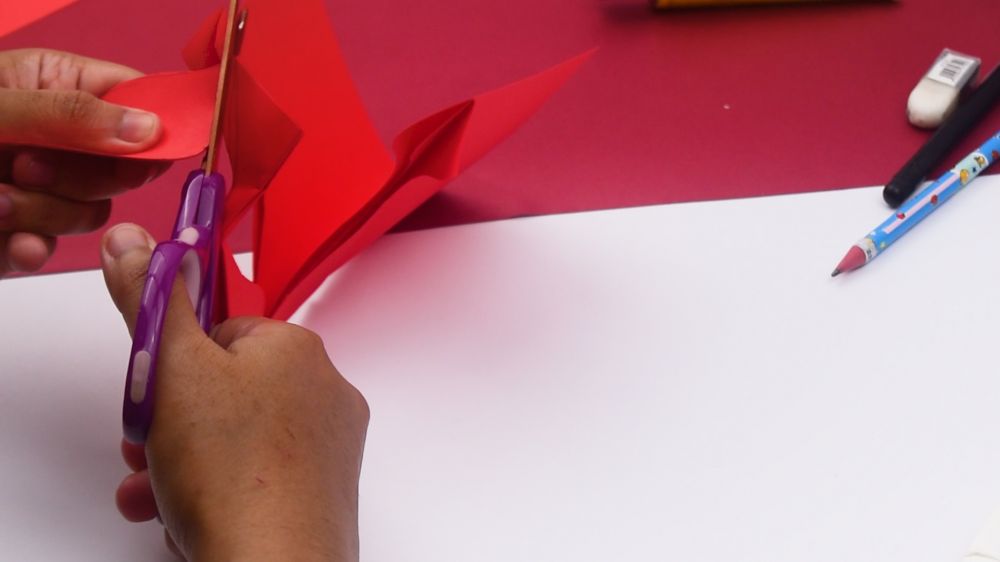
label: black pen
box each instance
[884,63,1000,208]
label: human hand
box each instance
[0,49,170,277]
[100,223,370,561]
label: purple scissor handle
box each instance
[121,1,246,445]
[122,170,225,444]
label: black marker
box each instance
[884,64,1000,208]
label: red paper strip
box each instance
[0,0,76,39]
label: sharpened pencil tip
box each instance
[831,269,841,278]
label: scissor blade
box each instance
[204,0,245,174]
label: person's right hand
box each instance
[100,223,370,562]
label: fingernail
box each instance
[105,224,154,260]
[17,153,56,187]
[118,110,159,144]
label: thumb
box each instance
[100,224,205,350]
[0,89,161,155]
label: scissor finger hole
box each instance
[179,249,202,310]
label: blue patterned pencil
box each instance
[832,131,1000,276]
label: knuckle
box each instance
[123,256,152,293]
[282,323,326,351]
[53,90,100,125]
[301,329,327,351]
[351,388,371,425]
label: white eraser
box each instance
[964,507,1000,561]
[907,49,980,129]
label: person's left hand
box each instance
[0,48,171,277]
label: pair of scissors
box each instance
[122,0,247,445]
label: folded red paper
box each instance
[9,0,1000,280]
[93,0,588,320]
[261,51,592,320]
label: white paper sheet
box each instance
[4,178,1000,561]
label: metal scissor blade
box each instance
[204,0,248,174]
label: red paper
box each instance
[219,243,264,319]
[10,0,1000,277]
[219,0,395,315]
[181,7,226,71]
[221,62,303,235]
[195,0,588,319]
[178,9,304,234]
[265,51,593,320]
[101,67,220,160]
[0,0,76,38]
[11,7,222,162]
[15,66,218,160]
[61,0,586,320]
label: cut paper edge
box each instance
[100,67,220,160]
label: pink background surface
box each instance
[0,0,77,39]
[3,0,1000,274]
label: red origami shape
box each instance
[98,0,590,320]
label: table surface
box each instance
[4,177,1000,561]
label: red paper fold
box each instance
[214,0,590,319]
[77,0,588,319]
[265,51,593,320]
[222,62,303,235]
